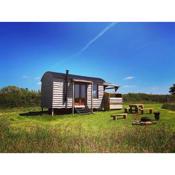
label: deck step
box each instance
[75,107,92,114]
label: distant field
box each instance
[0,103,175,153]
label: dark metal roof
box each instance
[42,71,105,83]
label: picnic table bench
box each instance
[124,107,130,113]
[139,108,153,114]
[111,113,127,120]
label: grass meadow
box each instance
[0,103,175,153]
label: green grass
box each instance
[0,103,175,153]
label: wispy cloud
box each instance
[123,85,136,88]
[22,75,41,83]
[124,76,135,80]
[22,75,29,79]
[37,81,41,85]
[74,22,118,57]
[34,76,40,80]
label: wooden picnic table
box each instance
[129,104,144,113]
[129,104,144,108]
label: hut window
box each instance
[93,84,98,98]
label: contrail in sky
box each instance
[50,22,118,69]
[74,22,118,57]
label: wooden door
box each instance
[74,83,87,106]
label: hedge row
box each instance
[162,103,175,111]
[123,93,175,103]
[0,86,175,108]
[0,86,41,108]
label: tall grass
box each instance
[0,116,175,153]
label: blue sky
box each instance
[0,22,175,94]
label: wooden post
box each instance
[51,108,54,116]
[65,70,69,109]
[41,107,43,115]
[72,81,75,115]
[91,82,93,113]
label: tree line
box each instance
[123,93,175,103]
[123,84,175,103]
[0,86,41,108]
[0,85,175,108]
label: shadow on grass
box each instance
[19,111,49,117]
[19,110,74,119]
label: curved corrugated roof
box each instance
[42,71,105,83]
